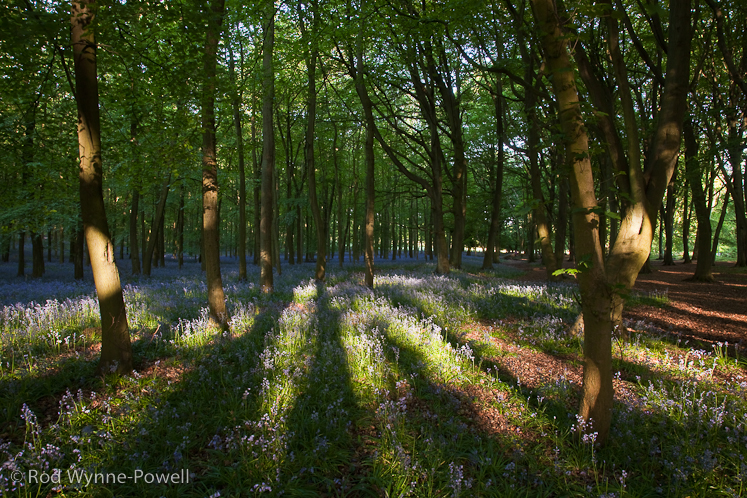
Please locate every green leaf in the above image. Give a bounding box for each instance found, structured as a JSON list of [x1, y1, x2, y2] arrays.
[[552, 268, 580, 277]]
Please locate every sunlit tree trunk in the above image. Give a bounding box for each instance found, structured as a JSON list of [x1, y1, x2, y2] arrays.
[[531, 0, 690, 444], [346, 19, 377, 287], [72, 0, 132, 374], [259, 0, 275, 293], [201, 0, 228, 323]]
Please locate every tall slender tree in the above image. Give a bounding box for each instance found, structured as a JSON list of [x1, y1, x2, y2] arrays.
[[259, 0, 275, 293], [71, 0, 133, 375], [228, 38, 247, 281], [201, 0, 228, 324]]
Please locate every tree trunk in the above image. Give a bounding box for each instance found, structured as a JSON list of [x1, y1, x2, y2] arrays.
[[711, 192, 730, 265], [141, 208, 146, 267], [663, 173, 676, 265], [72, 0, 132, 374], [684, 118, 714, 281], [657, 206, 664, 259], [532, 0, 690, 445], [229, 44, 247, 280], [17, 232, 28, 277], [259, 0, 275, 293], [129, 119, 141, 275], [350, 31, 377, 287], [143, 175, 171, 276], [159, 206, 165, 266], [303, 6, 326, 281], [273, 163, 281, 275], [352, 176, 359, 262], [32, 232, 44, 277], [526, 68, 558, 278], [426, 41, 467, 270], [201, 0, 228, 323], [297, 205, 303, 264], [283, 106, 295, 265], [555, 177, 569, 264], [335, 128, 345, 268], [682, 180, 691, 263], [74, 225, 84, 280], [724, 122, 747, 266], [526, 212, 535, 262], [177, 184, 184, 269], [2, 235, 10, 263], [483, 84, 505, 270], [58, 227, 64, 264], [252, 82, 261, 266]]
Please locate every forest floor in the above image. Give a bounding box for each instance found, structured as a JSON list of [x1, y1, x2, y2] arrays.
[[0, 255, 746, 497], [504, 257, 747, 349]]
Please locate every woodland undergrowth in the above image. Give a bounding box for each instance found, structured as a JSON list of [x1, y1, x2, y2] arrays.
[[0, 256, 745, 497]]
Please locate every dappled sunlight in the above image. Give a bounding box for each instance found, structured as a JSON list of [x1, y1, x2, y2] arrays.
[[1, 264, 746, 496]]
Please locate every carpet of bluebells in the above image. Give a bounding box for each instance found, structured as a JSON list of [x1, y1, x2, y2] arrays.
[[0, 256, 745, 497]]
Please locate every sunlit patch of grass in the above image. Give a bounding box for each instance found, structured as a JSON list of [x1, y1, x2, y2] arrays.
[[291, 278, 320, 304], [458, 261, 526, 279], [624, 289, 670, 308]]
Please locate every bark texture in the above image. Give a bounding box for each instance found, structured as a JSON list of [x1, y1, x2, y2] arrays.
[[72, 0, 133, 375], [201, 0, 228, 324], [531, 0, 691, 444]]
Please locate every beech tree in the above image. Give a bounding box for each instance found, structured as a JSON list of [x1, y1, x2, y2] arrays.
[[71, 0, 133, 375], [201, 0, 228, 324], [531, 0, 691, 443], [259, 0, 275, 293]]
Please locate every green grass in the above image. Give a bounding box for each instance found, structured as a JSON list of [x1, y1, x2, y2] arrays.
[[624, 289, 670, 308]]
